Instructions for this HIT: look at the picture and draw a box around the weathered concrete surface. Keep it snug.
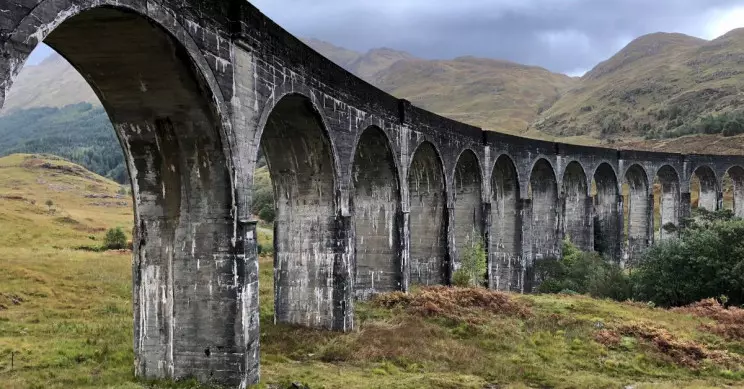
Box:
[593,163,621,263]
[408,142,448,285]
[6,0,744,386]
[489,155,522,291]
[563,161,591,251]
[352,126,402,299]
[453,150,483,273]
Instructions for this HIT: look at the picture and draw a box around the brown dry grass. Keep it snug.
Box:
[372,286,531,324]
[674,299,744,341]
[612,322,743,368]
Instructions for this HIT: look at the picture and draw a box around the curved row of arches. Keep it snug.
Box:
[258,94,744,306]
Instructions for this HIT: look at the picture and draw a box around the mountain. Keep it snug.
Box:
[302,39,575,133]
[533,30,744,145]
[2,52,100,114]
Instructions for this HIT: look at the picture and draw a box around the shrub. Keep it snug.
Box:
[537,239,631,301]
[452,239,487,287]
[632,216,744,307]
[103,227,127,250]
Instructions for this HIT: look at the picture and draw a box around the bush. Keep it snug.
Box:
[103,227,127,250]
[452,239,487,287]
[632,216,744,307]
[537,239,631,300]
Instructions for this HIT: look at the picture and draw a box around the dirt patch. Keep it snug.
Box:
[673,299,744,341]
[372,286,531,324]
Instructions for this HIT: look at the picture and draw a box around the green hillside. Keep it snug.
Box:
[0,103,126,183]
[533,29,744,149]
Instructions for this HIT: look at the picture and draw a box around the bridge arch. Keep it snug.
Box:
[452,149,484,277]
[654,165,681,240]
[528,158,559,290]
[593,162,621,262]
[562,161,590,251]
[351,125,402,299]
[690,165,720,212]
[725,166,744,218]
[408,141,448,286]
[258,92,341,329]
[622,164,650,267]
[490,154,522,291]
[3,2,240,384]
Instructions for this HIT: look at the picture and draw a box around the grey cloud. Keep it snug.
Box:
[249,0,743,74]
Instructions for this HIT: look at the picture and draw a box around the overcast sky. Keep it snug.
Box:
[249,0,744,76]
[26,0,744,76]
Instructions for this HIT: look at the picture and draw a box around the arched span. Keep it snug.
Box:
[253,86,342,200]
[725,166,744,218]
[562,161,590,251]
[691,165,720,211]
[453,149,484,280]
[490,154,522,291]
[351,126,402,299]
[529,158,559,291]
[3,4,238,384]
[593,163,621,262]
[408,141,448,286]
[260,93,338,329]
[654,165,681,241]
[623,164,650,268]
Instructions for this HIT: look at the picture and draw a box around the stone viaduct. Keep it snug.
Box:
[2,0,744,386]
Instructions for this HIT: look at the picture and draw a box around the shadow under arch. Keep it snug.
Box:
[3,4,239,384]
[453,149,484,276]
[725,166,744,218]
[351,125,402,299]
[690,165,720,211]
[622,164,650,268]
[593,162,621,262]
[490,154,522,291]
[562,161,590,251]
[654,165,681,241]
[528,158,559,292]
[408,141,448,286]
[258,92,340,329]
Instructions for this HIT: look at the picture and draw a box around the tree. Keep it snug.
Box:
[103,227,127,250]
[452,239,487,287]
[45,199,54,213]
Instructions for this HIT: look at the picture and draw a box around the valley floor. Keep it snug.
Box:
[1,154,744,389]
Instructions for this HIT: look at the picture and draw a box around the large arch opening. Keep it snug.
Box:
[258,93,337,329]
[453,149,484,278]
[408,142,448,286]
[2,6,235,383]
[724,166,744,218]
[593,163,620,262]
[690,165,720,212]
[562,161,590,251]
[528,158,559,290]
[622,164,650,268]
[490,155,522,291]
[351,126,401,299]
[654,165,681,241]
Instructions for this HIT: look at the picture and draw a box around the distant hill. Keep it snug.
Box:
[302,39,575,133]
[2,52,100,114]
[533,29,744,147]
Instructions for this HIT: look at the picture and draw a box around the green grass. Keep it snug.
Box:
[2,154,744,388]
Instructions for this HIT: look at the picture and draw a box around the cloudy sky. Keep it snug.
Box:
[26,0,744,76]
[249,0,744,76]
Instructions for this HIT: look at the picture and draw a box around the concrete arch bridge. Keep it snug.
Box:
[1,0,742,385]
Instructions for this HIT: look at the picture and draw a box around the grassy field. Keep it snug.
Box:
[2,154,744,389]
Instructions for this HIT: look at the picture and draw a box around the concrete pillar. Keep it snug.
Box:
[519,198,533,293]
[447,205,456,284]
[680,192,692,230]
[333,215,355,331]
[647,194,656,246]
[717,191,724,211]
[399,210,411,292]
[239,220,261,385]
[614,194,624,264]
